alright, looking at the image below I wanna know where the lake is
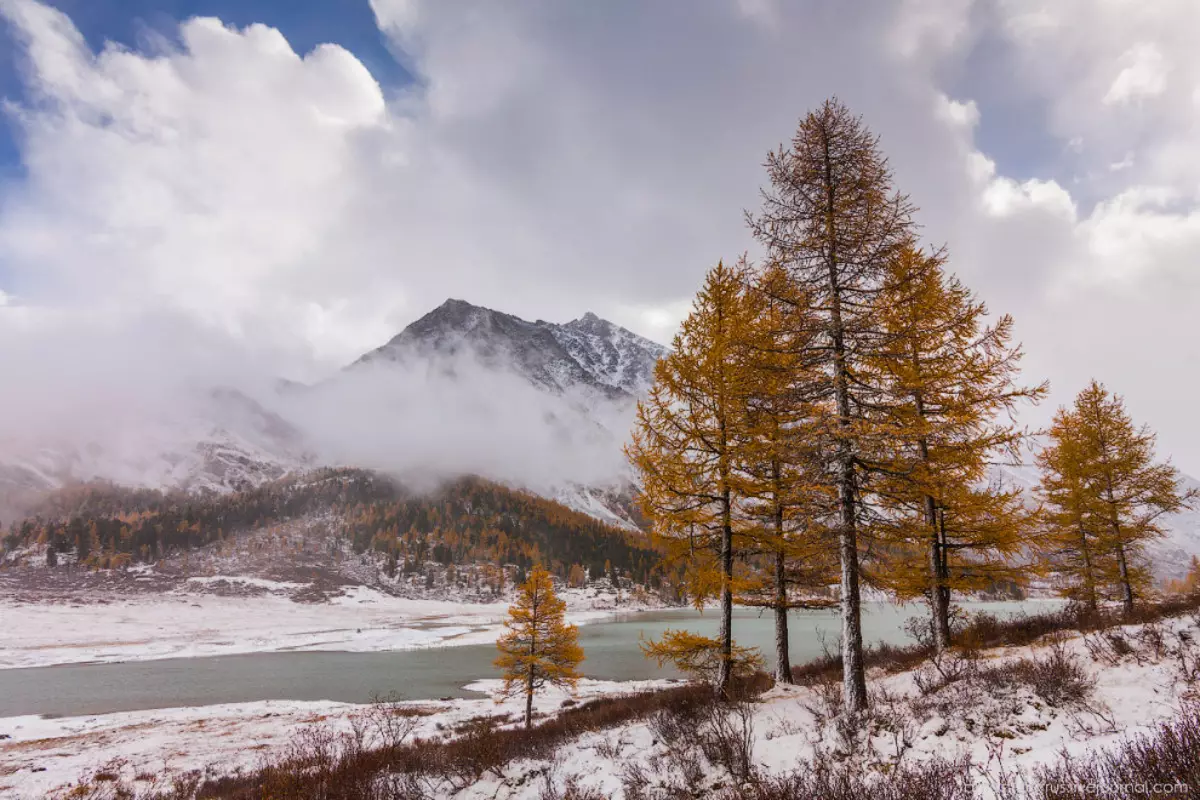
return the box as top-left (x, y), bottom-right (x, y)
top-left (0, 601), bottom-right (1053, 718)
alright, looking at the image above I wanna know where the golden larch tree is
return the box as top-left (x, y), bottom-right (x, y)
top-left (1041, 381), bottom-right (1195, 614)
top-left (1037, 406), bottom-right (1108, 612)
top-left (627, 259), bottom-right (760, 699)
top-left (495, 566), bottom-right (584, 728)
top-left (737, 263), bottom-right (838, 683)
top-left (1166, 556), bottom-right (1200, 596)
top-left (870, 243), bottom-right (1045, 651)
top-left (747, 98), bottom-right (915, 712)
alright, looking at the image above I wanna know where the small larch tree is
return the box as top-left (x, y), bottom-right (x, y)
top-left (495, 566), bottom-right (584, 728)
top-left (1037, 407), bottom-right (1107, 612)
top-left (1039, 381), bottom-right (1195, 614)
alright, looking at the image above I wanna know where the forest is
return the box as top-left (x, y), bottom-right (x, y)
top-left (2, 468), bottom-right (661, 586)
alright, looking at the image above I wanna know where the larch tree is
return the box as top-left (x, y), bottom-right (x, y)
top-left (1042, 381), bottom-right (1195, 614)
top-left (494, 566), bottom-right (584, 728)
top-left (737, 263), bottom-right (838, 683)
top-left (870, 244), bottom-right (1046, 651)
top-left (1037, 407), bottom-right (1107, 612)
top-left (746, 98), bottom-right (915, 712)
top-left (627, 259), bottom-right (759, 699)
top-left (1166, 556), bottom-right (1200, 595)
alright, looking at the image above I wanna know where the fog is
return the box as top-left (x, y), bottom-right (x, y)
top-left (280, 351), bottom-right (637, 495)
top-left (0, 311), bottom-right (638, 518)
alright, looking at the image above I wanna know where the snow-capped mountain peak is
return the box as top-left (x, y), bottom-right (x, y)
top-left (354, 299), bottom-right (667, 400)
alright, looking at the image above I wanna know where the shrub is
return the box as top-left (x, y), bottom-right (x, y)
top-left (734, 755), bottom-right (976, 800)
top-left (1035, 703), bottom-right (1200, 799)
top-left (978, 638), bottom-right (1095, 709)
top-left (191, 683), bottom-right (721, 799)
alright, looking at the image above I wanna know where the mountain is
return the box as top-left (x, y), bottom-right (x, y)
top-left (0, 300), bottom-right (666, 531)
top-left (0, 388), bottom-right (310, 523)
top-left (333, 299), bottom-right (668, 527)
top-left (354, 299), bottom-right (667, 399)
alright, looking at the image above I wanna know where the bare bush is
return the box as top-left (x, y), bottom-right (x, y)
top-left (979, 638), bottom-right (1095, 709)
top-left (914, 650), bottom-right (976, 696)
top-left (733, 755), bottom-right (976, 800)
top-left (699, 700), bottom-right (758, 784)
top-left (1035, 703), bottom-right (1200, 799)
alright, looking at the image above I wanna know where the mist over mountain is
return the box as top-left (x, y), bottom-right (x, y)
top-left (0, 300), bottom-right (667, 528)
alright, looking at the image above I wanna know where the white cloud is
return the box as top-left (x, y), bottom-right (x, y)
top-left (981, 177), bottom-right (1076, 220)
top-left (0, 1), bottom-right (394, 377)
top-left (1104, 43), bottom-right (1169, 105)
top-left (935, 95), bottom-right (980, 130)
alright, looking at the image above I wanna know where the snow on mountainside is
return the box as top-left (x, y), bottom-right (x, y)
top-left (0, 300), bottom-right (665, 530)
top-left (550, 311), bottom-right (667, 396)
top-left (354, 299), bottom-right (667, 400)
top-left (340, 299), bottom-right (666, 528)
top-left (0, 389), bottom-right (310, 521)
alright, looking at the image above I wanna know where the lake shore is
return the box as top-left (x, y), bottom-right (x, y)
top-left (3, 607), bottom-right (1196, 799)
top-left (0, 678), bottom-right (677, 799)
top-left (0, 580), bottom-right (643, 671)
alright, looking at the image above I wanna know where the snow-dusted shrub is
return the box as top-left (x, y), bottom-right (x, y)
top-left (1034, 703), bottom-right (1200, 799)
top-left (913, 649), bottom-right (976, 696)
top-left (699, 700), bottom-right (757, 784)
top-left (979, 637), bottom-right (1095, 709)
top-left (734, 755), bottom-right (975, 800)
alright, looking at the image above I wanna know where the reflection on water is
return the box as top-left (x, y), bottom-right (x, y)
top-left (0, 601), bottom-right (1057, 718)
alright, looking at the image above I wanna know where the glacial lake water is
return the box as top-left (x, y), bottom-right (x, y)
top-left (0, 601), bottom-right (1056, 718)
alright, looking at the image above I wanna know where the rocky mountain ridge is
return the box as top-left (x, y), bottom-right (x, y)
top-left (355, 298), bottom-right (666, 399)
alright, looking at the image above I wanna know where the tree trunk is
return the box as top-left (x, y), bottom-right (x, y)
top-left (1103, 477), bottom-right (1135, 616)
top-left (716, 489), bottom-right (735, 699)
top-left (524, 673), bottom-right (534, 729)
top-left (525, 589), bottom-right (537, 729)
top-left (823, 130), bottom-right (868, 715)
top-left (913, 386), bottom-right (950, 652)
top-left (938, 512), bottom-right (951, 637)
top-left (774, 547), bottom-right (792, 684)
top-left (927, 495), bottom-right (950, 652)
top-left (772, 465), bottom-right (792, 685)
top-left (1115, 543), bottom-right (1134, 615)
top-left (1077, 522), bottom-right (1098, 613)
top-left (837, 479), bottom-right (867, 713)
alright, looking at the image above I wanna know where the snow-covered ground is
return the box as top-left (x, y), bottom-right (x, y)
top-left (2, 609), bottom-right (1197, 798)
top-left (518, 616), bottom-right (1199, 799)
top-left (0, 679), bottom-right (676, 798)
top-left (458, 612), bottom-right (1200, 799)
top-left (0, 581), bottom-right (632, 670)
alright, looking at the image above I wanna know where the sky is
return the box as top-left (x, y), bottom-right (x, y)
top-left (1, 0), bottom-right (1199, 472)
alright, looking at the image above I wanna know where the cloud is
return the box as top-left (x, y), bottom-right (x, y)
top-left (1104, 43), bottom-right (1169, 106)
top-left (1, 0), bottom-right (1200, 478)
top-left (285, 355), bottom-right (637, 495)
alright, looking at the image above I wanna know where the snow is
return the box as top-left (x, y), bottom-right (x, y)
top-left (451, 612), bottom-right (1200, 800)
top-left (0, 679), bottom-right (674, 798)
top-left (2, 607), bottom-right (1198, 798)
top-left (0, 583), bottom-right (638, 670)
